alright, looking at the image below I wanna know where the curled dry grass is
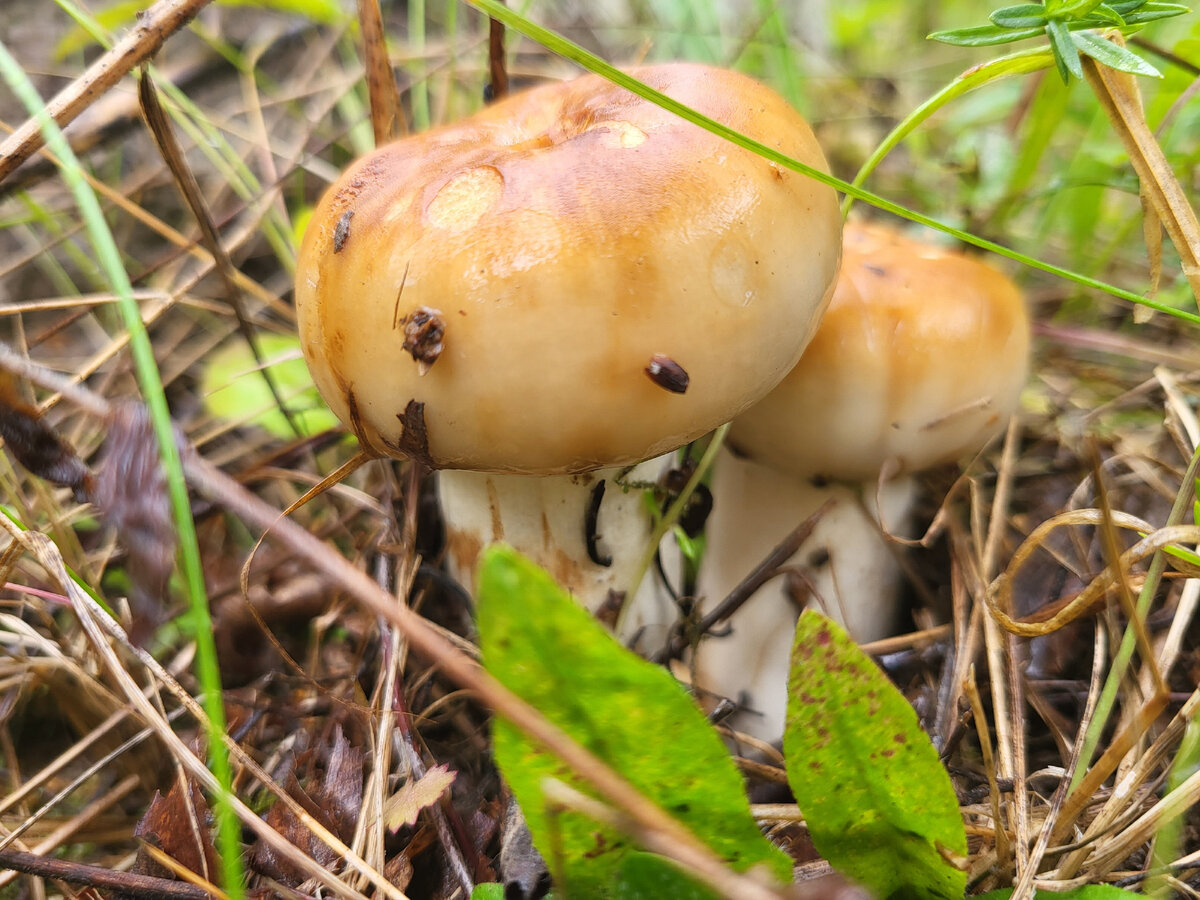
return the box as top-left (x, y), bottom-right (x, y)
top-left (0, 1), bottom-right (1199, 898)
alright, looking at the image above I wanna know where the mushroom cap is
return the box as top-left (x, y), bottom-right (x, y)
top-left (728, 221), bottom-right (1031, 482)
top-left (295, 63), bottom-right (841, 474)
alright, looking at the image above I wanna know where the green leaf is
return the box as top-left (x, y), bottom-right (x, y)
top-left (54, 0), bottom-right (143, 58)
top-left (469, 885), bottom-right (507, 900)
top-left (1109, 0), bottom-right (1151, 12)
top-left (928, 23), bottom-right (1046, 45)
top-left (613, 853), bottom-right (719, 900)
top-left (1049, 0), bottom-right (1109, 18)
top-left (784, 612), bottom-right (967, 900)
top-left (991, 4), bottom-right (1049, 28)
top-left (1081, 4), bottom-right (1129, 25)
top-left (977, 886), bottom-right (1143, 898)
top-left (1121, 2), bottom-right (1192, 22)
top-left (200, 333), bottom-right (340, 439)
top-left (1071, 28), bottom-right (1164, 74)
top-left (478, 546), bottom-right (791, 897)
top-left (217, 0), bottom-right (345, 22)
top-left (1048, 17), bottom-right (1085, 80)
top-left (54, 0), bottom-right (345, 58)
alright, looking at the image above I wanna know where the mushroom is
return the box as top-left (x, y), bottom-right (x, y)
top-left (692, 220), bottom-right (1031, 741)
top-left (293, 63), bottom-right (842, 639)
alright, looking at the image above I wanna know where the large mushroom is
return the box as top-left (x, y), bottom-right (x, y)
top-left (692, 220), bottom-right (1031, 741)
top-left (294, 63), bottom-right (842, 636)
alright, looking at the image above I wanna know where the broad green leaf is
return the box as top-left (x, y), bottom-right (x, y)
top-left (784, 612), bottom-right (966, 900)
top-left (469, 885), bottom-right (507, 900)
top-left (978, 887), bottom-right (1142, 898)
top-left (1071, 29), bottom-right (1164, 75)
top-left (478, 546), bottom-right (791, 897)
top-left (1050, 0), bottom-right (1109, 18)
top-left (201, 333), bottom-right (340, 439)
top-left (991, 4), bottom-right (1049, 28)
top-left (613, 852), bottom-right (719, 900)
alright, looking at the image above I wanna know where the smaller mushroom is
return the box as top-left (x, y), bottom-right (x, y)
top-left (692, 221), bottom-right (1032, 742)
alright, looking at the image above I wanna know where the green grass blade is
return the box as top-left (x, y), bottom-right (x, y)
top-left (844, 46), bottom-right (1056, 216)
top-left (0, 44), bottom-right (245, 899)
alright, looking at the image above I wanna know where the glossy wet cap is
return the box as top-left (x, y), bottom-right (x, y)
top-left (295, 63), bottom-right (841, 474)
top-left (729, 221), bottom-right (1031, 481)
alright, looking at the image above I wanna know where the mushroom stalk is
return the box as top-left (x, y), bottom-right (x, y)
top-left (692, 446), bottom-right (917, 742)
top-left (438, 455), bottom-right (679, 646)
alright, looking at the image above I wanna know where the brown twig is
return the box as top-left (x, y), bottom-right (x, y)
top-left (488, 3), bottom-right (509, 101)
top-left (357, 0), bottom-right (403, 142)
top-left (0, 0), bottom-right (215, 186)
top-left (0, 847), bottom-right (215, 900)
top-left (1082, 49), bottom-right (1200, 301)
top-left (136, 72), bottom-right (301, 438)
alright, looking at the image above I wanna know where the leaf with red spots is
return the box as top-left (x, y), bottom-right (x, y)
top-left (784, 611), bottom-right (966, 900)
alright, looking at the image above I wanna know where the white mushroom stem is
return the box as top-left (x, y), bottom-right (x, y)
top-left (437, 454), bottom-right (679, 646)
top-left (691, 446), bottom-right (917, 743)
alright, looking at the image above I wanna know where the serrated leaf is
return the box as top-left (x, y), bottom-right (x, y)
top-left (613, 852), bottom-right (719, 900)
top-left (977, 886), bottom-right (1143, 898)
top-left (201, 333), bottom-right (340, 439)
top-left (478, 546), bottom-right (791, 897)
top-left (929, 23), bottom-right (1046, 45)
top-left (1072, 29), bottom-right (1163, 75)
top-left (991, 4), bottom-right (1049, 28)
top-left (383, 765), bottom-right (456, 831)
top-left (784, 612), bottom-right (967, 900)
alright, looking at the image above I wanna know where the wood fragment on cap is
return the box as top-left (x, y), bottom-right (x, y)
top-left (393, 400), bottom-right (435, 470)
top-left (399, 306), bottom-right (446, 375)
top-left (333, 210), bottom-right (354, 253)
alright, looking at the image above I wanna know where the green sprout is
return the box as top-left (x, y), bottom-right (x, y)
top-left (930, 0), bottom-right (1189, 82)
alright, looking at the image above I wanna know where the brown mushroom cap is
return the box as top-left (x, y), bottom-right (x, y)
top-left (295, 63), bottom-right (841, 474)
top-left (728, 221), bottom-right (1031, 482)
